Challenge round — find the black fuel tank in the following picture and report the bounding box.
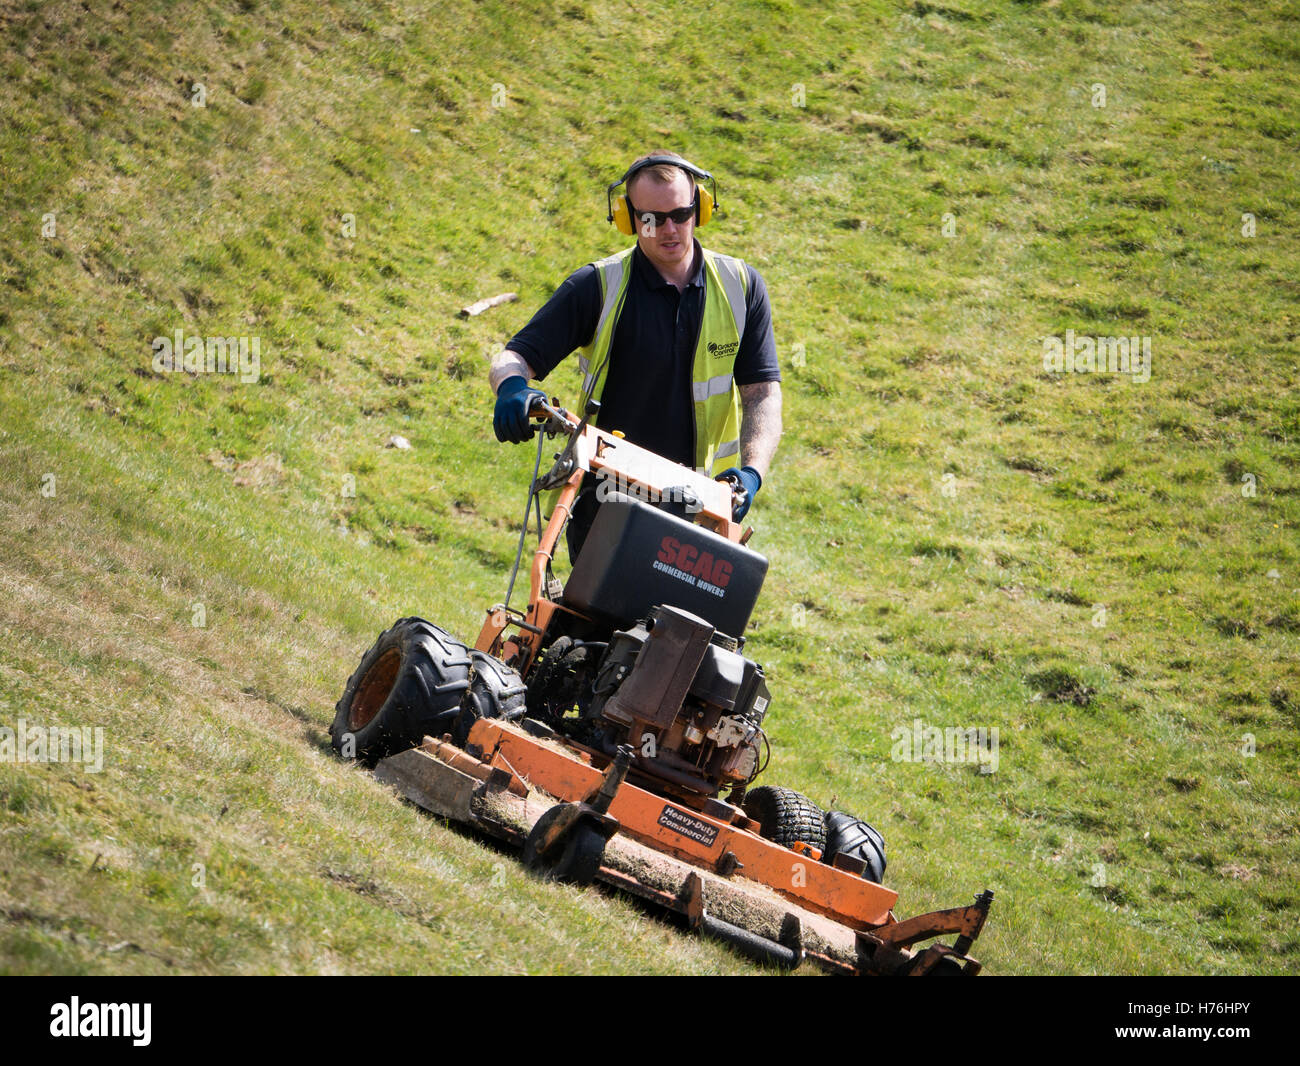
[562,492,767,638]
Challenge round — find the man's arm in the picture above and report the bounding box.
[738,380,782,481]
[489,349,538,395]
[489,263,601,399]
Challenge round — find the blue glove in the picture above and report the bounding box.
[493,376,547,443]
[716,466,762,522]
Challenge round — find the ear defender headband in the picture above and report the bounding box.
[606,154,719,236]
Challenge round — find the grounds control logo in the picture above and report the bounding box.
[707,340,738,358]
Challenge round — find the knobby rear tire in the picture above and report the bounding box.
[330,617,472,766]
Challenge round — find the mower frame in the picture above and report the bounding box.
[370,399,993,974]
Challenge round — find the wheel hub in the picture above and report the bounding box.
[349,647,402,731]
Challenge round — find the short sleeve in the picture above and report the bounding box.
[507,264,602,381]
[733,264,781,386]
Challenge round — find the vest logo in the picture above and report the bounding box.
[707,340,738,358]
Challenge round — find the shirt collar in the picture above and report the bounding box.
[632,239,705,291]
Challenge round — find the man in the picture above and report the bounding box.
[489,152,782,560]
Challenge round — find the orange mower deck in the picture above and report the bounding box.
[374,719,992,975]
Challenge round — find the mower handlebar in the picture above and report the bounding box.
[528,395,571,427]
[527,396,744,523]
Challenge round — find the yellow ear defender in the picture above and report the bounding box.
[606,154,720,235]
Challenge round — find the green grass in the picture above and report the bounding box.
[1,0,1297,974]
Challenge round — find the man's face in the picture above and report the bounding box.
[628,169,696,278]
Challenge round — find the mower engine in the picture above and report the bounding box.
[518,486,773,797]
[589,604,771,795]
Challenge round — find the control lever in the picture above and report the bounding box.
[720,470,749,515]
[575,398,600,435]
[533,399,601,490]
[527,394,567,429]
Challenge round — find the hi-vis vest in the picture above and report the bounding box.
[576,245,749,477]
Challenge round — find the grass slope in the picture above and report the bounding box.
[1,0,1296,974]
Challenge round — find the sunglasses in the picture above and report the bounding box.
[628,197,697,227]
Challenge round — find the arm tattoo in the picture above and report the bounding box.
[738,381,783,480]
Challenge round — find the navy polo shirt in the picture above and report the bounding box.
[507,240,780,469]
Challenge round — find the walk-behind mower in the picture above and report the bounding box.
[329,397,993,975]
